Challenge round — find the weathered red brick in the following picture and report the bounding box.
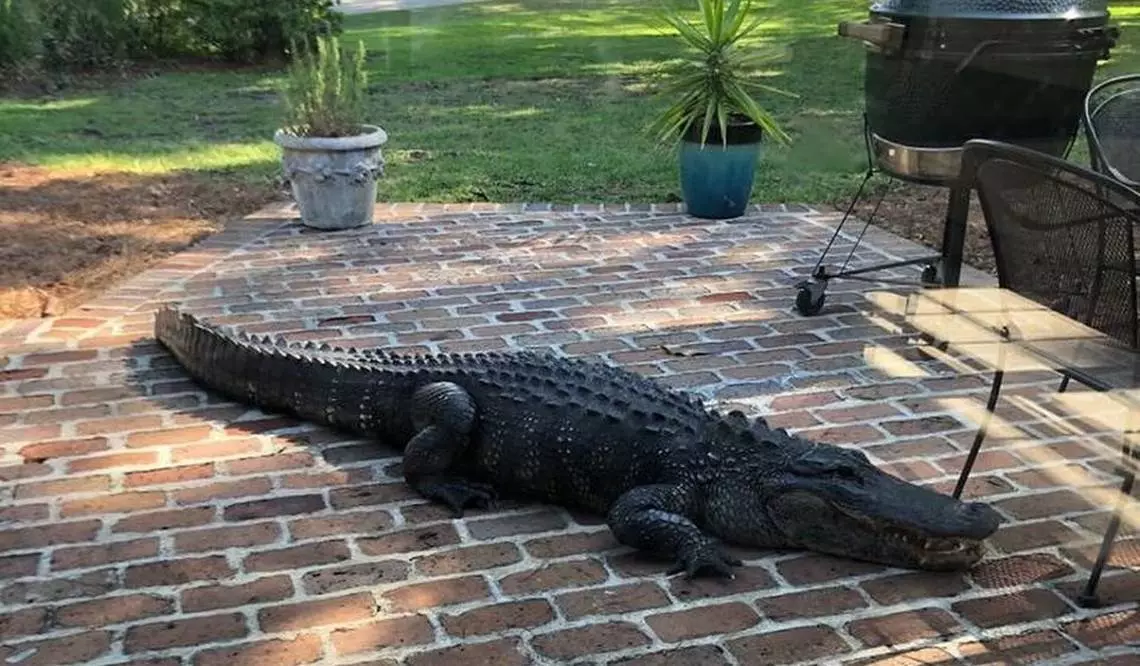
[380,575,491,613]
[498,558,608,595]
[52,537,160,570]
[59,387,135,406]
[953,589,1071,629]
[330,615,435,655]
[174,477,273,505]
[171,437,263,462]
[0,520,101,551]
[0,554,39,579]
[1063,610,1140,649]
[124,464,214,487]
[412,543,521,576]
[258,592,376,632]
[467,510,568,539]
[0,461,52,481]
[302,560,410,596]
[0,629,111,666]
[328,482,416,508]
[61,491,166,517]
[223,494,325,521]
[22,404,111,425]
[22,349,99,365]
[173,522,280,553]
[288,510,394,540]
[244,540,350,573]
[75,415,164,436]
[125,556,234,588]
[531,622,651,660]
[182,575,294,613]
[646,601,760,642]
[0,607,47,639]
[404,637,530,666]
[776,554,886,585]
[14,475,112,499]
[996,490,1099,520]
[556,582,671,620]
[523,530,620,559]
[757,586,869,621]
[958,629,1079,665]
[113,506,215,534]
[0,503,49,524]
[223,451,315,475]
[847,608,964,648]
[727,625,851,665]
[20,436,107,462]
[55,593,175,627]
[358,524,461,557]
[666,567,777,601]
[67,451,159,472]
[193,635,323,666]
[441,599,555,637]
[126,426,214,448]
[124,614,248,653]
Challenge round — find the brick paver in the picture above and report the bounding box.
[2,201,1138,665]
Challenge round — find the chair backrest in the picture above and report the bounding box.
[1084,73,1140,186]
[957,139,1140,349]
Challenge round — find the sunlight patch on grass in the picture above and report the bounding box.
[0,98,98,112]
[34,142,277,175]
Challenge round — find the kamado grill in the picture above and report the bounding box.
[794,0,1119,316]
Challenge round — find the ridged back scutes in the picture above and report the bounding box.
[155,305,717,430]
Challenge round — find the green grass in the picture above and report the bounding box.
[3,0,1140,203]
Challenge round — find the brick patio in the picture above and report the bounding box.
[1,201,1138,665]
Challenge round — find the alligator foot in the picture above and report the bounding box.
[416,479,497,517]
[668,540,743,579]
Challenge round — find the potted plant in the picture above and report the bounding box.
[276,35,387,230]
[648,0,795,219]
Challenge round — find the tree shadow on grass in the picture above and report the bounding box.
[0,164,281,319]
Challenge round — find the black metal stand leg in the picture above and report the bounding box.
[1077,438,1135,608]
[954,369,1005,499]
[939,186,972,288]
[1058,374,1071,393]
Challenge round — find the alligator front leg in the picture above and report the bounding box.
[607,484,741,579]
[402,381,496,517]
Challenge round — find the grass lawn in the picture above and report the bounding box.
[2,0,1140,316]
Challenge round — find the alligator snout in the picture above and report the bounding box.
[957,500,1004,539]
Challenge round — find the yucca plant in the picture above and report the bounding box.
[281,34,369,138]
[648,0,795,148]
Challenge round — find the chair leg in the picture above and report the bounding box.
[954,370,1005,499]
[1076,449,1135,609]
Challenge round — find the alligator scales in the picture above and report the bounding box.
[154,305,1002,577]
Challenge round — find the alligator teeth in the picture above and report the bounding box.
[924,538,965,553]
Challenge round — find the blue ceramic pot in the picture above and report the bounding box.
[678,119,764,219]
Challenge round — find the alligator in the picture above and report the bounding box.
[154,304,1003,578]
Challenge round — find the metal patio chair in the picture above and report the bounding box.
[948,139,1140,608]
[1084,73,1140,188]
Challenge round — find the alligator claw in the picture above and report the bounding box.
[667,542,743,579]
[418,481,498,518]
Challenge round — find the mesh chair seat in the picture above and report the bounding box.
[1084,73,1140,188]
[942,139,1140,609]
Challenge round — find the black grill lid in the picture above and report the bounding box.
[870,0,1108,19]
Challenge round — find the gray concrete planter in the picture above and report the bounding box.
[274,125,388,230]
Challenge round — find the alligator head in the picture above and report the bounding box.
[706,439,1003,570]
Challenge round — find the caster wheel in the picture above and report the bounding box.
[795,285,826,316]
[920,264,940,285]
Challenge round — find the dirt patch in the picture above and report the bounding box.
[836,180,997,278]
[0,164,280,319]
